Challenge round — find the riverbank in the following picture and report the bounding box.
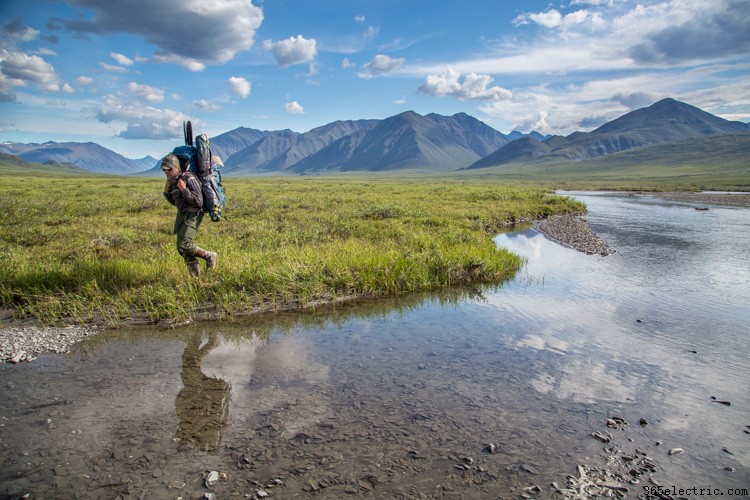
[639,191,750,207]
[1,176,588,358]
[1,210,611,363]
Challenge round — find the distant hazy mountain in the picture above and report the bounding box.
[0,141,151,174]
[291,111,510,173]
[133,155,159,171]
[0,153,88,174]
[469,136,551,169]
[506,130,548,142]
[468,98,750,169]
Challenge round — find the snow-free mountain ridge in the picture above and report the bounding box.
[3,99,748,175]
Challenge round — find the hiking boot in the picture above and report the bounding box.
[187,260,201,278]
[205,251,217,270]
[196,247,218,270]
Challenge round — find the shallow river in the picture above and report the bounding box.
[1,192,748,499]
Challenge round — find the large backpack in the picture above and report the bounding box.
[171,121,226,222]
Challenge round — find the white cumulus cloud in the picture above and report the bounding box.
[0,51,61,92]
[419,69,512,102]
[228,76,251,98]
[513,8,598,30]
[127,81,164,103]
[151,53,205,72]
[97,94,196,140]
[99,62,129,73]
[284,101,304,114]
[263,35,317,66]
[193,99,221,112]
[358,54,405,79]
[110,52,134,66]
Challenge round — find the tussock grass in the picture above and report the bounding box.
[0,171,583,325]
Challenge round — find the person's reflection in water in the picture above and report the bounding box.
[175,332,231,454]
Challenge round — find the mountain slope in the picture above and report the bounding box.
[464,131,750,189]
[467,136,551,169]
[594,98,748,136]
[223,129,302,173]
[470,98,750,168]
[208,127,269,163]
[223,120,378,174]
[292,111,509,173]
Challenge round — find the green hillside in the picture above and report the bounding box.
[0,154,91,176]
[463,132,750,191]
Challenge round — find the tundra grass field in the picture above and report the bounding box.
[0,168,583,325]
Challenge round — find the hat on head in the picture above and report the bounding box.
[212,155,224,166]
[161,154,179,171]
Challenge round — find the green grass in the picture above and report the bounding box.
[0,167,583,325]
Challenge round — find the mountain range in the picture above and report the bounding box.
[2,98,747,176]
[467,98,749,169]
[0,141,156,174]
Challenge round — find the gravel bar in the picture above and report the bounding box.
[534,215,611,256]
[0,325,98,363]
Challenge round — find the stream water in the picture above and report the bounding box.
[1,192,748,499]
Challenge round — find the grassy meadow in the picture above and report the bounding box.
[0,167,584,325]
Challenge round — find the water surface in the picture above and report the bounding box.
[1,192,748,499]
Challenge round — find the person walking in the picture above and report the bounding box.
[161,154,217,277]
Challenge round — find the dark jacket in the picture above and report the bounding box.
[164,172,203,213]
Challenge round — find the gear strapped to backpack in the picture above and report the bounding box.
[171,121,226,222]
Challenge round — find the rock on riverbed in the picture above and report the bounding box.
[0,325,97,363]
[534,215,611,256]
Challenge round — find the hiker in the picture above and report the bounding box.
[161,154,217,277]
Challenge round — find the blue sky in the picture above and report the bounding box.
[1,0,749,159]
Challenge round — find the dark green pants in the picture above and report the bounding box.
[174,210,204,263]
